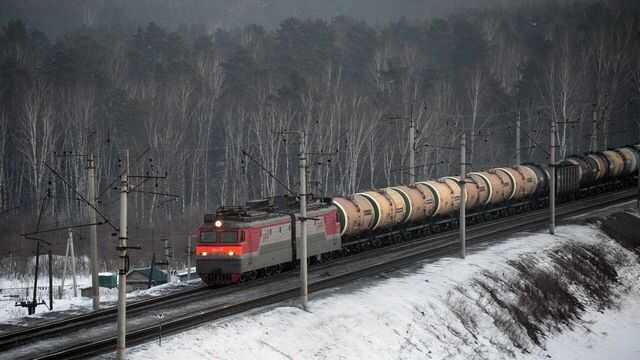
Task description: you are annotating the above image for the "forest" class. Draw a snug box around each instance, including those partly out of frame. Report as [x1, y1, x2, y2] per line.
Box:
[0, 0, 639, 267]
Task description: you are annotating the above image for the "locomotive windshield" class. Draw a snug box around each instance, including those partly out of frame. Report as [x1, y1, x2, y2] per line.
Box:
[220, 231, 238, 243]
[201, 231, 216, 243]
[200, 230, 239, 243]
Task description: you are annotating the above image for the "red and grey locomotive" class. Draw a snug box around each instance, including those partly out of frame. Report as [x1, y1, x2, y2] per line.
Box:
[196, 198, 341, 285]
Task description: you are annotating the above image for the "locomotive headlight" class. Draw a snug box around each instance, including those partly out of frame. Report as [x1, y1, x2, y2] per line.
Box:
[201, 252, 208, 256]
[214, 220, 223, 228]
[228, 251, 235, 256]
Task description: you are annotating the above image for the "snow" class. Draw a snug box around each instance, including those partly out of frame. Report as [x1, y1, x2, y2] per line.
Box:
[176, 267, 196, 276]
[0, 286, 117, 323]
[541, 293, 640, 359]
[0, 273, 202, 323]
[122, 224, 640, 360]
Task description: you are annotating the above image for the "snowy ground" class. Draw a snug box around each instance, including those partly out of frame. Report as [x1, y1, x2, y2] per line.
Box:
[0, 271, 201, 323]
[117, 223, 640, 360]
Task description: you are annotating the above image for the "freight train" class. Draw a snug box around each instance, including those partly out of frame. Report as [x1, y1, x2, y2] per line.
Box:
[196, 144, 640, 285]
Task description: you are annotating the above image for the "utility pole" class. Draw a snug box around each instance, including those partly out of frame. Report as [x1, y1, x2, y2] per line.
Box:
[117, 150, 129, 360]
[602, 104, 609, 150]
[186, 235, 192, 281]
[87, 154, 99, 310]
[550, 120, 556, 235]
[591, 103, 598, 152]
[409, 103, 416, 184]
[516, 108, 521, 166]
[61, 229, 78, 297]
[31, 239, 40, 315]
[299, 131, 309, 310]
[163, 238, 171, 274]
[460, 132, 466, 259]
[48, 249, 53, 310]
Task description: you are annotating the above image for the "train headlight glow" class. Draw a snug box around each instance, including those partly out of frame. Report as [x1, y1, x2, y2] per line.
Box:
[214, 220, 223, 228]
[201, 252, 208, 256]
[228, 251, 235, 256]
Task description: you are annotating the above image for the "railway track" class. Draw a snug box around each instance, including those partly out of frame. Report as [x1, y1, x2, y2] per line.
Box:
[0, 188, 635, 360]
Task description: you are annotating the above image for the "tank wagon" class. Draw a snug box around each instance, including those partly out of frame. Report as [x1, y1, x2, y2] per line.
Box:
[196, 144, 640, 285]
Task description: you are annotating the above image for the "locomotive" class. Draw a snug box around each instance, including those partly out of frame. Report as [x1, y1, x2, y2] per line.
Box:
[196, 144, 640, 286]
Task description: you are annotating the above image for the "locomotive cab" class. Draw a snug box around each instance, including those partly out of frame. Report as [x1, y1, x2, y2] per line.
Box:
[196, 216, 246, 284]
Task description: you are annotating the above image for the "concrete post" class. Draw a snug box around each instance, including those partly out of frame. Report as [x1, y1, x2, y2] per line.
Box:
[70, 230, 77, 297]
[48, 249, 53, 310]
[591, 103, 598, 152]
[88, 154, 100, 309]
[117, 150, 129, 360]
[187, 235, 192, 281]
[409, 103, 416, 184]
[299, 131, 308, 310]
[550, 120, 556, 235]
[460, 132, 466, 259]
[516, 109, 521, 165]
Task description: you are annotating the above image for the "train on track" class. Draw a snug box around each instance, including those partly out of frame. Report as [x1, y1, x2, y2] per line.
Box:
[196, 144, 640, 285]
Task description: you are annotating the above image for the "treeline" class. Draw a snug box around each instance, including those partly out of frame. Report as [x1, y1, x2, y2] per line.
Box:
[1, 0, 639, 259]
[0, 0, 599, 37]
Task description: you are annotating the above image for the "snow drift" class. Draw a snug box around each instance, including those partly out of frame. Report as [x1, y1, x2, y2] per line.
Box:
[122, 223, 640, 360]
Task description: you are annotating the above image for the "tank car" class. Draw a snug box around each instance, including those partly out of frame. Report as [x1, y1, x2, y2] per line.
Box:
[555, 162, 581, 198]
[585, 153, 609, 181]
[333, 195, 376, 236]
[389, 185, 437, 223]
[615, 147, 640, 176]
[357, 189, 408, 229]
[601, 150, 625, 178]
[416, 179, 461, 217]
[565, 156, 597, 187]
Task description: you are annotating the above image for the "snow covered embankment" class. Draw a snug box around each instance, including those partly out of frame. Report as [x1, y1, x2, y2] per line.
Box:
[125, 224, 640, 360]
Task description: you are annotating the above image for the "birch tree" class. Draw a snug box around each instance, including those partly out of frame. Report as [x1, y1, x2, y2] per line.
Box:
[18, 80, 57, 216]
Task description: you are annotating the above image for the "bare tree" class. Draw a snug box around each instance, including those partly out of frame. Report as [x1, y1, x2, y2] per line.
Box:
[18, 80, 57, 216]
[543, 30, 581, 158]
[190, 52, 225, 210]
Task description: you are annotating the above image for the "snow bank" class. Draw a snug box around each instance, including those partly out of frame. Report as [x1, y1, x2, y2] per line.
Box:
[0, 275, 201, 323]
[123, 224, 640, 360]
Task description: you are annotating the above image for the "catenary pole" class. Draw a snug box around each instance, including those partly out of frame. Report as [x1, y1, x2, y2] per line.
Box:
[516, 109, 521, 165]
[602, 105, 609, 150]
[591, 103, 598, 152]
[409, 103, 416, 184]
[550, 120, 556, 235]
[88, 154, 100, 309]
[48, 249, 53, 310]
[31, 239, 40, 315]
[70, 230, 77, 297]
[637, 163, 640, 210]
[187, 235, 192, 281]
[460, 132, 466, 259]
[117, 150, 129, 360]
[61, 230, 69, 298]
[299, 131, 308, 310]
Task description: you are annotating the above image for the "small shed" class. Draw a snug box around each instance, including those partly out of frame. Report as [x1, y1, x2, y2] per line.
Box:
[126, 267, 169, 292]
[98, 272, 118, 289]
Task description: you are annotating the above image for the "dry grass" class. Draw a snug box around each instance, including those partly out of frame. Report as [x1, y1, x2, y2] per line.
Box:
[445, 241, 623, 354]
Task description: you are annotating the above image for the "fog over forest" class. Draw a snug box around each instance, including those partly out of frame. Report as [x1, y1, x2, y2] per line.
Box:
[2, 0, 600, 37]
[0, 0, 638, 266]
